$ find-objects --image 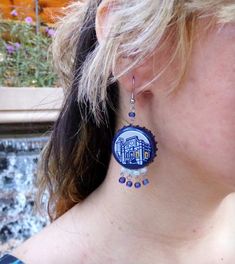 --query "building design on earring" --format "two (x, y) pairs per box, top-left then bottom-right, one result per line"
(112, 76), (158, 189)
